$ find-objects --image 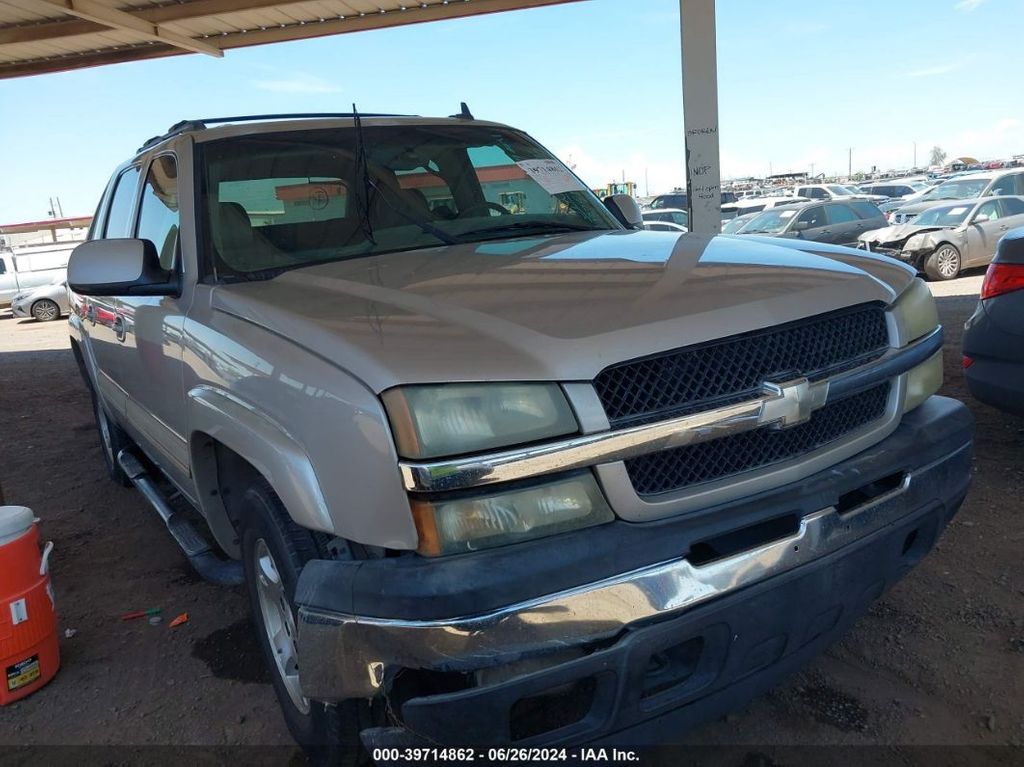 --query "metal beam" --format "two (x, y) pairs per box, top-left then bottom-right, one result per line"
(680, 0), (722, 234)
(2, 0), (223, 55)
(0, 0), (582, 78)
(0, 0), (580, 46)
(0, 0), (295, 44)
